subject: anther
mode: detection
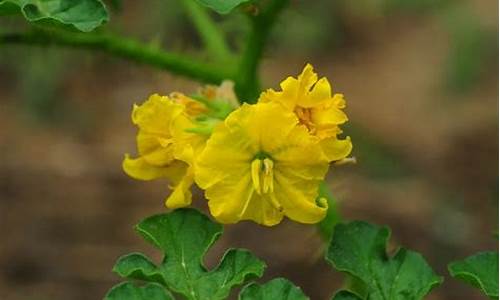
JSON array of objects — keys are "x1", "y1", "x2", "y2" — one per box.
[{"x1": 251, "y1": 159, "x2": 262, "y2": 194}]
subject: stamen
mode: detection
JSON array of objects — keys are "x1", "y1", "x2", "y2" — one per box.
[
  {"x1": 294, "y1": 106, "x2": 316, "y2": 133},
  {"x1": 250, "y1": 157, "x2": 275, "y2": 195},
  {"x1": 262, "y1": 158, "x2": 274, "y2": 194},
  {"x1": 250, "y1": 157, "x2": 281, "y2": 210},
  {"x1": 334, "y1": 157, "x2": 357, "y2": 166},
  {"x1": 251, "y1": 159, "x2": 262, "y2": 195}
]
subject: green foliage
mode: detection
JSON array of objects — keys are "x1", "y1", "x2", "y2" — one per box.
[
  {"x1": 105, "y1": 282, "x2": 174, "y2": 300},
  {"x1": 108, "y1": 208, "x2": 266, "y2": 300},
  {"x1": 448, "y1": 251, "x2": 499, "y2": 299},
  {"x1": 0, "y1": 0, "x2": 108, "y2": 32},
  {"x1": 239, "y1": 278, "x2": 309, "y2": 300},
  {"x1": 332, "y1": 290, "x2": 362, "y2": 300},
  {"x1": 0, "y1": 0, "x2": 289, "y2": 101},
  {"x1": 194, "y1": 0, "x2": 251, "y2": 14},
  {"x1": 326, "y1": 221, "x2": 443, "y2": 300}
]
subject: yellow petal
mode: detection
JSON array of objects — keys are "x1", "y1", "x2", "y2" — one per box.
[
  {"x1": 205, "y1": 172, "x2": 284, "y2": 226},
  {"x1": 132, "y1": 94, "x2": 183, "y2": 134},
  {"x1": 122, "y1": 155, "x2": 187, "y2": 181},
  {"x1": 297, "y1": 63, "x2": 318, "y2": 93},
  {"x1": 131, "y1": 94, "x2": 189, "y2": 167},
  {"x1": 273, "y1": 170, "x2": 326, "y2": 224},
  {"x1": 258, "y1": 64, "x2": 319, "y2": 110},
  {"x1": 227, "y1": 103, "x2": 298, "y2": 153},
  {"x1": 165, "y1": 167, "x2": 194, "y2": 209},
  {"x1": 238, "y1": 192, "x2": 284, "y2": 226},
  {"x1": 136, "y1": 134, "x2": 176, "y2": 166},
  {"x1": 315, "y1": 126, "x2": 343, "y2": 140},
  {"x1": 333, "y1": 93, "x2": 346, "y2": 108},
  {"x1": 136, "y1": 132, "x2": 166, "y2": 156},
  {"x1": 258, "y1": 88, "x2": 293, "y2": 110},
  {"x1": 297, "y1": 77, "x2": 331, "y2": 108},
  {"x1": 272, "y1": 125, "x2": 328, "y2": 166},
  {"x1": 205, "y1": 172, "x2": 254, "y2": 223},
  {"x1": 173, "y1": 143, "x2": 195, "y2": 166},
  {"x1": 171, "y1": 113, "x2": 208, "y2": 165},
  {"x1": 170, "y1": 92, "x2": 208, "y2": 117},
  {"x1": 271, "y1": 125, "x2": 329, "y2": 223},
  {"x1": 277, "y1": 77, "x2": 301, "y2": 108},
  {"x1": 311, "y1": 105, "x2": 348, "y2": 128},
  {"x1": 195, "y1": 121, "x2": 254, "y2": 190},
  {"x1": 320, "y1": 136, "x2": 353, "y2": 162}
]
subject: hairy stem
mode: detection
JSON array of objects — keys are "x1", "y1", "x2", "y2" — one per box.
[
  {"x1": 0, "y1": 29, "x2": 233, "y2": 84},
  {"x1": 236, "y1": 0, "x2": 290, "y2": 103},
  {"x1": 0, "y1": 0, "x2": 291, "y2": 103},
  {"x1": 178, "y1": 0, "x2": 232, "y2": 62}
]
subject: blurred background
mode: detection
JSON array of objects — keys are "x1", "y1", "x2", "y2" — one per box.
[{"x1": 0, "y1": 0, "x2": 498, "y2": 299}]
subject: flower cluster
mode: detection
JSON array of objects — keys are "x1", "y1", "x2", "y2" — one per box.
[{"x1": 123, "y1": 65, "x2": 352, "y2": 226}]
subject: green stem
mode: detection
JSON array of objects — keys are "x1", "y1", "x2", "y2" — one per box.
[
  {"x1": 0, "y1": 29, "x2": 233, "y2": 84},
  {"x1": 178, "y1": 0, "x2": 232, "y2": 62},
  {"x1": 0, "y1": 0, "x2": 291, "y2": 103},
  {"x1": 236, "y1": 0, "x2": 290, "y2": 103}
]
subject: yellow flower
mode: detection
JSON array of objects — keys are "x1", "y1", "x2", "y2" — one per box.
[
  {"x1": 259, "y1": 64, "x2": 352, "y2": 162},
  {"x1": 195, "y1": 102, "x2": 329, "y2": 226},
  {"x1": 122, "y1": 94, "x2": 206, "y2": 209},
  {"x1": 170, "y1": 92, "x2": 209, "y2": 117}
]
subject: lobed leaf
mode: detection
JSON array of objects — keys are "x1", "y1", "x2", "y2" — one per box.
[
  {"x1": 326, "y1": 221, "x2": 443, "y2": 300},
  {"x1": 113, "y1": 253, "x2": 165, "y2": 285},
  {"x1": 194, "y1": 0, "x2": 251, "y2": 14},
  {"x1": 104, "y1": 282, "x2": 174, "y2": 300},
  {"x1": 332, "y1": 290, "x2": 362, "y2": 300},
  {"x1": 111, "y1": 208, "x2": 266, "y2": 300},
  {"x1": 448, "y1": 251, "x2": 499, "y2": 299},
  {"x1": 0, "y1": 0, "x2": 108, "y2": 32},
  {"x1": 239, "y1": 278, "x2": 309, "y2": 300}
]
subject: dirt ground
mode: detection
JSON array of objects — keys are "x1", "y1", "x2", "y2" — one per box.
[{"x1": 0, "y1": 1, "x2": 498, "y2": 299}]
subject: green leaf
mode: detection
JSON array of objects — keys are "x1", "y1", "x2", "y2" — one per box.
[
  {"x1": 326, "y1": 221, "x2": 443, "y2": 300},
  {"x1": 239, "y1": 278, "x2": 309, "y2": 300},
  {"x1": 113, "y1": 253, "x2": 166, "y2": 285},
  {"x1": 194, "y1": 0, "x2": 251, "y2": 14},
  {"x1": 105, "y1": 282, "x2": 174, "y2": 300},
  {"x1": 0, "y1": 0, "x2": 108, "y2": 32},
  {"x1": 332, "y1": 290, "x2": 362, "y2": 300},
  {"x1": 0, "y1": 1, "x2": 17, "y2": 14},
  {"x1": 448, "y1": 251, "x2": 499, "y2": 299},
  {"x1": 113, "y1": 208, "x2": 266, "y2": 300}
]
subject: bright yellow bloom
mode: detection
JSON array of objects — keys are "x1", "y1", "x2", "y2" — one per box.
[
  {"x1": 170, "y1": 92, "x2": 209, "y2": 117},
  {"x1": 195, "y1": 102, "x2": 329, "y2": 226},
  {"x1": 259, "y1": 64, "x2": 352, "y2": 162},
  {"x1": 123, "y1": 94, "x2": 206, "y2": 209}
]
